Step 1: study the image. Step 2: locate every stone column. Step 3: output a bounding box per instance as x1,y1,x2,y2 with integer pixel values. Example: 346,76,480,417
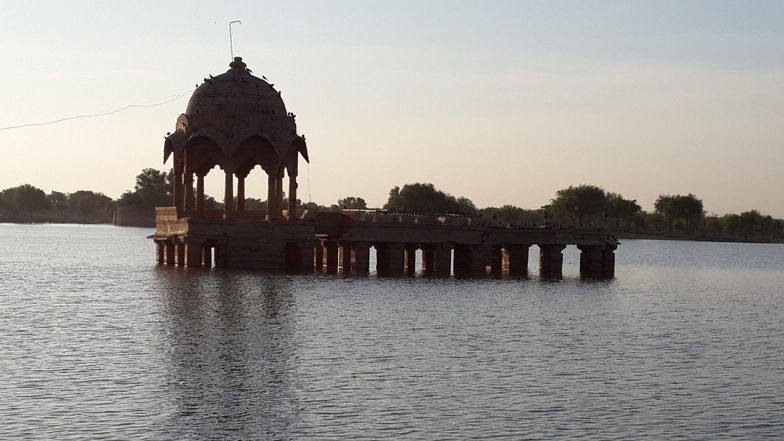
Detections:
339,242,352,273
603,243,617,278
421,245,436,274
236,174,245,212
324,240,339,274
267,175,277,220
185,241,203,267
454,245,487,274
223,169,234,218
156,241,165,264
351,242,371,274
201,245,212,268
490,245,503,274
404,244,418,274
288,175,297,220
503,244,530,276
275,171,284,219
578,244,605,278
435,243,453,275
314,243,325,271
376,243,405,274
539,244,566,279
175,241,186,267
300,243,315,273
164,240,175,266
173,170,184,212
214,244,228,269
185,172,195,210
196,174,205,212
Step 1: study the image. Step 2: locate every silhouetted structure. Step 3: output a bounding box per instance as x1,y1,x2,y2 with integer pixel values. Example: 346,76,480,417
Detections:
149,58,618,278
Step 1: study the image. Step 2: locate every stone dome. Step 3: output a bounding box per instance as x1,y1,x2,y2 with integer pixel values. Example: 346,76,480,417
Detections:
184,57,295,138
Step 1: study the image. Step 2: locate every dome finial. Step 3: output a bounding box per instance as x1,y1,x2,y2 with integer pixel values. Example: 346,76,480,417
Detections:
229,56,246,71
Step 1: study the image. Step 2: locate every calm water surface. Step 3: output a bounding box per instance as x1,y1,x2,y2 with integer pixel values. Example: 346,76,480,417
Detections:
1,224,783,440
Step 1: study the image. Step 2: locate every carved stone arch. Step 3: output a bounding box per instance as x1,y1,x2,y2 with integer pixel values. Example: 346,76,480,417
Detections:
234,135,280,177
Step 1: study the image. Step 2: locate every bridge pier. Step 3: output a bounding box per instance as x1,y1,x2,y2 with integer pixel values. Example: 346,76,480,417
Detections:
376,243,405,274
490,246,503,274
539,244,566,279
185,240,204,267
404,244,417,274
314,243,324,271
324,240,339,274
454,245,488,275
339,242,352,273
578,244,605,278
350,241,371,274
503,244,530,276
603,243,617,277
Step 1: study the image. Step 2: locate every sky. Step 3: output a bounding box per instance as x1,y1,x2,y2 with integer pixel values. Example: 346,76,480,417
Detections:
1,1,783,217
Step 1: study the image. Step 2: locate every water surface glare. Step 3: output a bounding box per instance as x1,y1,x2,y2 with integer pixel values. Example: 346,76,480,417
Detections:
1,224,783,439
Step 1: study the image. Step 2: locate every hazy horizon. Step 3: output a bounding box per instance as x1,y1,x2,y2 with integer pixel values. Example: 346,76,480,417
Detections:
2,1,782,217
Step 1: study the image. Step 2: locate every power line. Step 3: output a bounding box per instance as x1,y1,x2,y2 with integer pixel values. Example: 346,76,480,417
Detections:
0,89,193,132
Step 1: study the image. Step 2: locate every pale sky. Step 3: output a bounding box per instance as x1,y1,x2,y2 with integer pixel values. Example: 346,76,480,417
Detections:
1,1,782,217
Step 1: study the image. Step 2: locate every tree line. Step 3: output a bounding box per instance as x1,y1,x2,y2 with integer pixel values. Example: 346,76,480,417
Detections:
3,169,783,242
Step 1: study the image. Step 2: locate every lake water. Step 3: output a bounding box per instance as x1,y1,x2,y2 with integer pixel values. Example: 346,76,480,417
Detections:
1,223,783,440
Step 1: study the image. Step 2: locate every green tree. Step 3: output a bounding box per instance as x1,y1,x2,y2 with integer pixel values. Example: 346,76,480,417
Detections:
383,182,473,214
67,190,113,218
655,194,704,231
478,205,543,226
337,196,367,209
13,184,50,221
547,184,607,227
604,192,642,229
118,168,172,209
47,191,68,217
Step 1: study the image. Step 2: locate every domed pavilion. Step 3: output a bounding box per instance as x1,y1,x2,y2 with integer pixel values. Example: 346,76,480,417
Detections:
163,56,308,219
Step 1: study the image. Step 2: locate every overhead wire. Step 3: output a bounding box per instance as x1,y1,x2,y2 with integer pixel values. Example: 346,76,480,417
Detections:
0,89,194,132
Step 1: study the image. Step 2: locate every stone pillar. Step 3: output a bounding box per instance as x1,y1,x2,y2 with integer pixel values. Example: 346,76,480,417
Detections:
267,175,277,220
435,243,453,275
421,245,436,274
578,244,605,278
490,245,503,274
339,242,352,273
351,242,371,274
164,240,175,266
288,175,297,220
186,242,203,267
196,174,205,212
300,243,315,273
156,241,165,264
404,244,418,274
503,244,530,276
376,243,405,274
324,240,339,274
314,243,325,271
539,244,566,279
236,175,245,212
224,169,234,218
454,245,487,274
603,243,617,278
202,245,212,268
175,241,186,267
184,172,195,210
275,171,284,219
214,244,228,269
173,169,184,211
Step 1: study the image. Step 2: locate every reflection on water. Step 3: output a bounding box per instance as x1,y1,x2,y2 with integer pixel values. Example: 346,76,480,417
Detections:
155,269,300,439
1,224,783,439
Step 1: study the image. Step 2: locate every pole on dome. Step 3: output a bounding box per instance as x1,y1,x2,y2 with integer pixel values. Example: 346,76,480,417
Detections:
229,20,242,60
